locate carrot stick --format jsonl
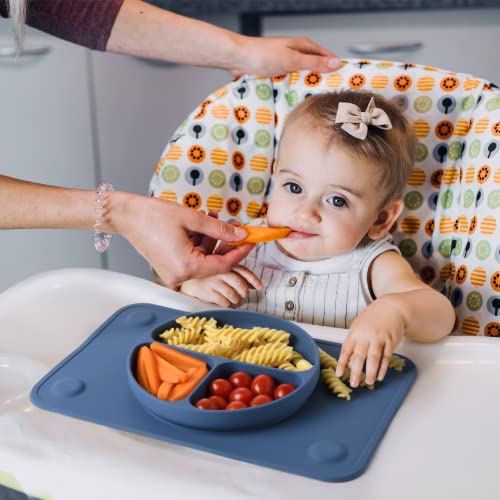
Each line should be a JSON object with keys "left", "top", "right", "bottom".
{"left": 168, "top": 365, "right": 209, "bottom": 401}
{"left": 150, "top": 342, "right": 206, "bottom": 371}
{"left": 157, "top": 381, "right": 174, "bottom": 401}
{"left": 152, "top": 352, "right": 187, "bottom": 383}
{"left": 229, "top": 226, "right": 291, "bottom": 245}
{"left": 141, "top": 346, "right": 161, "bottom": 396}
{"left": 136, "top": 346, "right": 150, "bottom": 393}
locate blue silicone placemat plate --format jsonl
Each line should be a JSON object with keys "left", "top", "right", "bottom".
{"left": 30, "top": 303, "right": 416, "bottom": 482}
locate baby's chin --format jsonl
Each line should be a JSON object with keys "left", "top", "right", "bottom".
{"left": 275, "top": 238, "right": 330, "bottom": 262}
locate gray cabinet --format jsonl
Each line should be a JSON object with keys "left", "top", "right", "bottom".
{"left": 263, "top": 8, "right": 500, "bottom": 85}
{"left": 0, "top": 25, "right": 101, "bottom": 291}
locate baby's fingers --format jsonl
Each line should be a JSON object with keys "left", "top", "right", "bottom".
{"left": 233, "top": 265, "right": 263, "bottom": 291}
{"left": 336, "top": 337, "right": 355, "bottom": 378}
{"left": 347, "top": 342, "right": 369, "bottom": 388}
{"left": 377, "top": 343, "right": 393, "bottom": 382}
{"left": 213, "top": 279, "right": 245, "bottom": 306}
{"left": 364, "top": 340, "right": 385, "bottom": 386}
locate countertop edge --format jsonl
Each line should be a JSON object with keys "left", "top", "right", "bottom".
{"left": 149, "top": 0, "right": 500, "bottom": 16}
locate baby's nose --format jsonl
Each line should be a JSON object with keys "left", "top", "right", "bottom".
{"left": 298, "top": 204, "right": 321, "bottom": 224}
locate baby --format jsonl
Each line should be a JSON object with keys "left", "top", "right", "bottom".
{"left": 180, "top": 90, "right": 455, "bottom": 388}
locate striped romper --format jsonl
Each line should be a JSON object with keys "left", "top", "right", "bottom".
{"left": 238, "top": 234, "right": 400, "bottom": 329}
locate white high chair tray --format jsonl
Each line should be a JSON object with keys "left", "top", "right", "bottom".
{"left": 1, "top": 268, "right": 499, "bottom": 500}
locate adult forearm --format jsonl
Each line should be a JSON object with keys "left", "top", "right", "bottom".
{"left": 380, "top": 288, "right": 456, "bottom": 342}
{"left": 106, "top": 0, "right": 240, "bottom": 69}
{"left": 0, "top": 175, "right": 95, "bottom": 230}
{"left": 0, "top": 175, "right": 252, "bottom": 286}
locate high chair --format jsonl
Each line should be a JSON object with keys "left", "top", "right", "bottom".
{"left": 149, "top": 59, "right": 500, "bottom": 337}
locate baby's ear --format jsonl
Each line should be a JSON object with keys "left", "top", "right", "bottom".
{"left": 271, "top": 158, "right": 278, "bottom": 175}
{"left": 367, "top": 199, "right": 404, "bottom": 240}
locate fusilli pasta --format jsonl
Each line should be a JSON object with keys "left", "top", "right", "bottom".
{"left": 389, "top": 354, "right": 406, "bottom": 371}
{"left": 321, "top": 368, "right": 352, "bottom": 400}
{"left": 158, "top": 316, "right": 308, "bottom": 370}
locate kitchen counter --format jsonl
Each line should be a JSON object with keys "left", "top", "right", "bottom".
{"left": 150, "top": 0, "right": 500, "bottom": 15}
{"left": 148, "top": 0, "right": 500, "bottom": 35}
{"left": 1, "top": 268, "right": 499, "bottom": 499}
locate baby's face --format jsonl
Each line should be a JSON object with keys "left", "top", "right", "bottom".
{"left": 267, "top": 122, "right": 385, "bottom": 261}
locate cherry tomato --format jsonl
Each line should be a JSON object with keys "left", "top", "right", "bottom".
{"left": 274, "top": 383, "right": 296, "bottom": 399}
{"left": 229, "top": 387, "right": 254, "bottom": 405}
{"left": 225, "top": 401, "right": 248, "bottom": 410}
{"left": 195, "top": 398, "right": 218, "bottom": 410}
{"left": 251, "top": 374, "right": 276, "bottom": 397}
{"left": 229, "top": 371, "right": 253, "bottom": 389}
{"left": 249, "top": 394, "right": 273, "bottom": 407}
{"left": 209, "top": 378, "right": 233, "bottom": 399}
{"left": 208, "top": 395, "right": 227, "bottom": 410}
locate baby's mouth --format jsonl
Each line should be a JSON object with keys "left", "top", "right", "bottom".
{"left": 286, "top": 229, "right": 318, "bottom": 239}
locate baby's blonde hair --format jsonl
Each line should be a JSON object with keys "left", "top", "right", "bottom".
{"left": 281, "top": 90, "right": 417, "bottom": 206}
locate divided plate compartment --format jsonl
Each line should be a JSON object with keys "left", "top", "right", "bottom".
{"left": 30, "top": 303, "right": 417, "bottom": 482}
{"left": 127, "top": 309, "right": 320, "bottom": 431}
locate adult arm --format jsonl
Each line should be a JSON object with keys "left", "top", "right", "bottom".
{"left": 0, "top": 175, "right": 253, "bottom": 288}
{"left": 0, "top": 0, "right": 340, "bottom": 75}
{"left": 107, "top": 0, "right": 340, "bottom": 76}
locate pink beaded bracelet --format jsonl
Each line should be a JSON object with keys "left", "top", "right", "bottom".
{"left": 94, "top": 182, "right": 114, "bottom": 253}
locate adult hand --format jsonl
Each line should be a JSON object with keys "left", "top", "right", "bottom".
{"left": 107, "top": 192, "right": 254, "bottom": 288}
{"left": 230, "top": 36, "right": 341, "bottom": 78}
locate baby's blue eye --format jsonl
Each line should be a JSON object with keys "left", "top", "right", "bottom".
{"left": 328, "top": 196, "right": 347, "bottom": 208}
{"left": 284, "top": 182, "right": 302, "bottom": 194}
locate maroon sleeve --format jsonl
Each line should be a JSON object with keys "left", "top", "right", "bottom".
{"left": 1, "top": 0, "right": 125, "bottom": 51}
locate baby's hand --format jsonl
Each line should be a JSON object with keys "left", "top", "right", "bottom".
{"left": 335, "top": 298, "right": 406, "bottom": 387}
{"left": 179, "top": 265, "right": 263, "bottom": 307}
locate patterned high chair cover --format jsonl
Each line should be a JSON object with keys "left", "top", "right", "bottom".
{"left": 149, "top": 59, "right": 500, "bottom": 337}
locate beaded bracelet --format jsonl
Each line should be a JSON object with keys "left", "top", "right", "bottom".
{"left": 94, "top": 182, "right": 114, "bottom": 253}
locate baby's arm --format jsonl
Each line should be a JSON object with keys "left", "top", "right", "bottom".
{"left": 179, "top": 265, "right": 263, "bottom": 307}
{"left": 336, "top": 250, "right": 455, "bottom": 387}
{"left": 369, "top": 251, "right": 456, "bottom": 342}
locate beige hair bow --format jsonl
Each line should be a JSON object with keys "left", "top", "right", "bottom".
{"left": 335, "top": 97, "right": 392, "bottom": 140}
